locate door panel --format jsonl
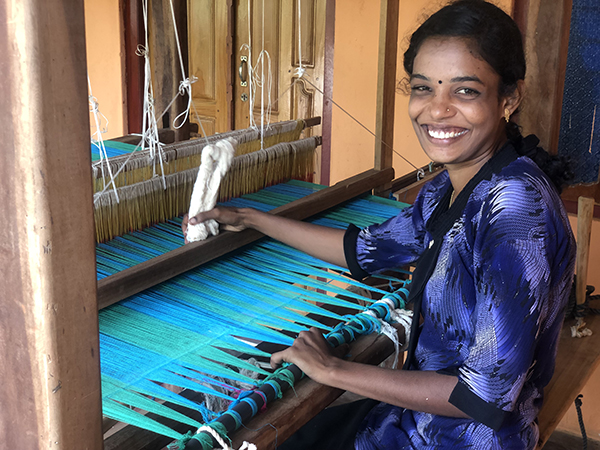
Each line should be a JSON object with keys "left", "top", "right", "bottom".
{"left": 188, "top": 0, "right": 231, "bottom": 135}
{"left": 234, "top": 0, "right": 324, "bottom": 134}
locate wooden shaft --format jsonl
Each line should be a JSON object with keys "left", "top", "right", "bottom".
{"left": 576, "top": 196, "right": 595, "bottom": 305}
{"left": 97, "top": 167, "right": 394, "bottom": 308}
{"left": 373, "top": 0, "right": 399, "bottom": 196}
{"left": 0, "top": 0, "right": 103, "bottom": 448}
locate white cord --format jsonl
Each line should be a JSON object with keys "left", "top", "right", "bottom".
{"left": 295, "top": 0, "right": 305, "bottom": 79}
{"left": 88, "top": 76, "right": 120, "bottom": 203}
{"left": 195, "top": 426, "right": 257, "bottom": 450}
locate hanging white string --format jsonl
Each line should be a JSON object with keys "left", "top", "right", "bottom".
{"left": 89, "top": 76, "right": 121, "bottom": 204}
{"left": 140, "top": 0, "right": 167, "bottom": 189}
{"left": 260, "top": 0, "right": 265, "bottom": 148}
{"left": 295, "top": 0, "right": 305, "bottom": 79}
{"left": 168, "top": 0, "right": 198, "bottom": 130}
{"left": 195, "top": 426, "right": 257, "bottom": 450}
{"left": 241, "top": 0, "right": 273, "bottom": 148}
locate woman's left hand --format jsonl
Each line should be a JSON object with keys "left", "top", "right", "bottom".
{"left": 270, "top": 327, "right": 349, "bottom": 385}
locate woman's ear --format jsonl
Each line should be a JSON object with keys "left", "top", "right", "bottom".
{"left": 503, "top": 80, "right": 526, "bottom": 116}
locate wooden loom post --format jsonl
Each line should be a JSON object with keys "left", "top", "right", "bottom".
{"left": 373, "top": 0, "right": 399, "bottom": 197}
{"left": 0, "top": 0, "right": 103, "bottom": 448}
{"left": 576, "top": 197, "right": 594, "bottom": 311}
{"left": 514, "top": 0, "right": 572, "bottom": 154}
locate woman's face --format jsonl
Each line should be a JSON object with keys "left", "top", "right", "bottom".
{"left": 408, "top": 37, "right": 512, "bottom": 168}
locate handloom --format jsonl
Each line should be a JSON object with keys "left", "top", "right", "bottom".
{"left": 98, "top": 180, "right": 412, "bottom": 449}
{"left": 92, "top": 118, "right": 413, "bottom": 449}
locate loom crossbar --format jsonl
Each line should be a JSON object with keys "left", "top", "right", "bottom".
{"left": 97, "top": 167, "right": 394, "bottom": 308}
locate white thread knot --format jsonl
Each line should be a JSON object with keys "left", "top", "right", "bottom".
{"left": 135, "top": 44, "right": 149, "bottom": 57}
{"left": 179, "top": 76, "right": 198, "bottom": 95}
{"left": 294, "top": 67, "right": 306, "bottom": 79}
{"left": 89, "top": 95, "right": 100, "bottom": 114}
{"left": 377, "top": 308, "right": 412, "bottom": 369}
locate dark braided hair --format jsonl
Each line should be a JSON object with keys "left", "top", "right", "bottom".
{"left": 403, "top": 0, "right": 572, "bottom": 192}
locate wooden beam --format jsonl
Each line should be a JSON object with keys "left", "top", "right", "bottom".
{"left": 97, "top": 167, "right": 394, "bottom": 308}
{"left": 0, "top": 0, "right": 102, "bottom": 448}
{"left": 321, "top": 0, "right": 336, "bottom": 186}
{"left": 576, "top": 197, "right": 595, "bottom": 307}
{"left": 517, "top": 0, "right": 572, "bottom": 153}
{"left": 373, "top": 0, "right": 399, "bottom": 196}
{"left": 562, "top": 198, "right": 600, "bottom": 219}
{"left": 123, "top": 0, "right": 145, "bottom": 134}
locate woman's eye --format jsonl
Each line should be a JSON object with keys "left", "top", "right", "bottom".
{"left": 410, "top": 85, "right": 431, "bottom": 93}
{"left": 456, "top": 87, "right": 480, "bottom": 96}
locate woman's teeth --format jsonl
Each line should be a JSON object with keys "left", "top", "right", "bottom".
{"left": 427, "top": 129, "right": 467, "bottom": 139}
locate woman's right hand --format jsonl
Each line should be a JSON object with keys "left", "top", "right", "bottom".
{"left": 181, "top": 206, "right": 347, "bottom": 269}
{"left": 181, "top": 207, "right": 249, "bottom": 243}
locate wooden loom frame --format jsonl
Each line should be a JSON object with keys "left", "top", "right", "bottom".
{"left": 1, "top": 0, "right": 401, "bottom": 449}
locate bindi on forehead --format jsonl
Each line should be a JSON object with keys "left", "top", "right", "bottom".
{"left": 438, "top": 80, "right": 443, "bottom": 84}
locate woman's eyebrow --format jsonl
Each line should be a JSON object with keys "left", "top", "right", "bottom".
{"left": 410, "top": 74, "right": 429, "bottom": 82}
{"left": 450, "top": 75, "right": 483, "bottom": 84}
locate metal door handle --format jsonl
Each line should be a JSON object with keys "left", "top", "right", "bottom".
{"left": 239, "top": 56, "right": 248, "bottom": 87}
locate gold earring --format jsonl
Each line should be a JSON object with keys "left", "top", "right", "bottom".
{"left": 504, "top": 108, "right": 511, "bottom": 122}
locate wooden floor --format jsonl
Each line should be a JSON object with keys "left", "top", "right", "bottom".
{"left": 544, "top": 431, "right": 600, "bottom": 450}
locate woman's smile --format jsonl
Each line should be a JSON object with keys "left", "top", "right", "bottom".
{"left": 422, "top": 125, "right": 469, "bottom": 142}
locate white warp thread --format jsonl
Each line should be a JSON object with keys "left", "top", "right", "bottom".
{"left": 195, "top": 425, "right": 257, "bottom": 450}
{"left": 186, "top": 138, "right": 236, "bottom": 242}
{"left": 383, "top": 308, "right": 413, "bottom": 369}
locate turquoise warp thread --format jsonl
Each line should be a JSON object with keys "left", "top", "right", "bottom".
{"left": 97, "top": 181, "right": 411, "bottom": 441}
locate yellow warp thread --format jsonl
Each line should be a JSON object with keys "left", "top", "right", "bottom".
{"left": 92, "top": 120, "right": 304, "bottom": 194}
{"left": 94, "top": 136, "right": 317, "bottom": 242}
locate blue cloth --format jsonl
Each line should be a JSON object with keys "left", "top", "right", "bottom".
{"left": 350, "top": 152, "right": 576, "bottom": 449}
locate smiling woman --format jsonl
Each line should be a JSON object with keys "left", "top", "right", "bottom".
{"left": 185, "top": 1, "right": 577, "bottom": 449}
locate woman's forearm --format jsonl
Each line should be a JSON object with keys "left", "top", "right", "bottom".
{"left": 241, "top": 208, "right": 348, "bottom": 268}
{"left": 186, "top": 207, "right": 348, "bottom": 268}
{"left": 322, "top": 359, "right": 468, "bottom": 418}
{"left": 270, "top": 328, "right": 469, "bottom": 419}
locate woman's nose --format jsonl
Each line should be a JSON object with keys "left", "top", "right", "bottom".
{"left": 429, "top": 95, "right": 454, "bottom": 119}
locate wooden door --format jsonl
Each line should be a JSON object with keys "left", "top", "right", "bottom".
{"left": 187, "top": 0, "right": 325, "bottom": 177}
{"left": 187, "top": 0, "right": 232, "bottom": 136}
{"left": 233, "top": 0, "right": 325, "bottom": 134}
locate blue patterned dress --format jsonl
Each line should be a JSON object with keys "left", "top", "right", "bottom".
{"left": 345, "top": 145, "right": 576, "bottom": 449}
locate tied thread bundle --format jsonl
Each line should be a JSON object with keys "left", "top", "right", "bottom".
{"left": 186, "top": 138, "right": 236, "bottom": 242}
